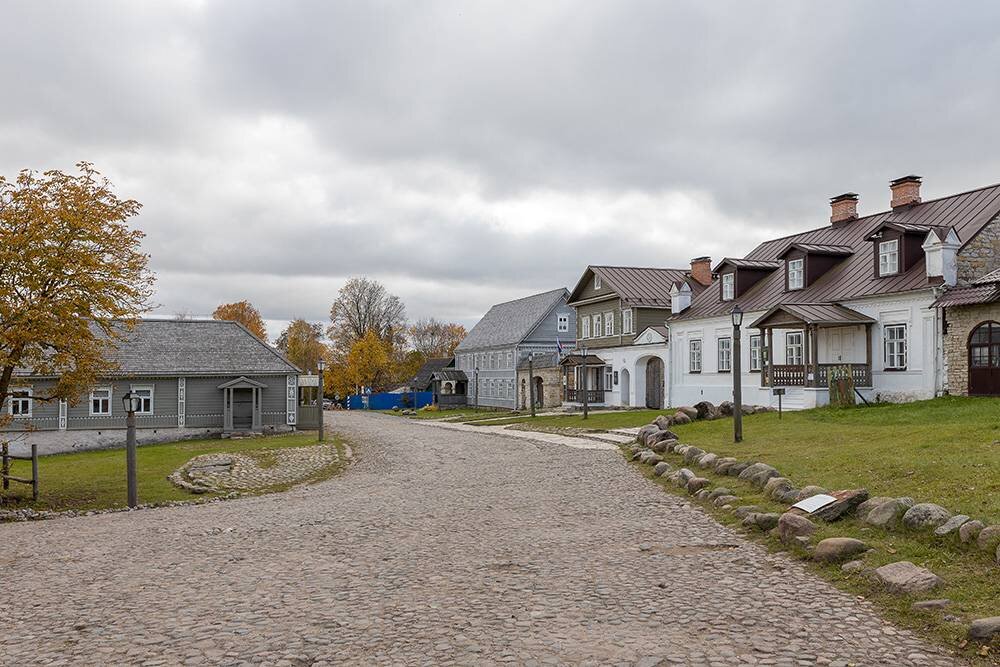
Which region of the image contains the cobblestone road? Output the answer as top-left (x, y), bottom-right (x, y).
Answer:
top-left (1, 412), bottom-right (961, 666)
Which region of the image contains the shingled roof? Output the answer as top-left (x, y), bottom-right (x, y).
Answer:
top-left (675, 182), bottom-right (1000, 321)
top-left (456, 288), bottom-right (569, 351)
top-left (17, 319), bottom-right (300, 377)
top-left (409, 357), bottom-right (454, 391)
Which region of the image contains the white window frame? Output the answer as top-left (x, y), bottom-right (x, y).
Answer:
top-left (90, 386), bottom-right (113, 416)
top-left (718, 337), bottom-right (732, 372)
top-left (788, 258), bottom-right (804, 290)
top-left (581, 315), bottom-right (590, 339)
top-left (622, 308), bottom-right (633, 334)
top-left (506, 351), bottom-right (513, 369)
top-left (604, 311), bottom-right (614, 336)
top-left (604, 366), bottom-right (613, 390)
top-left (557, 313), bottom-right (569, 333)
top-left (131, 385), bottom-right (154, 415)
top-left (689, 339), bottom-right (702, 373)
top-left (879, 239), bottom-right (899, 276)
top-left (884, 324), bottom-right (907, 369)
top-left (721, 273), bottom-right (735, 301)
top-left (9, 387), bottom-right (32, 418)
top-left (593, 313), bottom-right (603, 337)
top-left (785, 331), bottom-right (804, 366)
top-left (749, 334), bottom-right (762, 372)
top-left (594, 274), bottom-right (602, 290)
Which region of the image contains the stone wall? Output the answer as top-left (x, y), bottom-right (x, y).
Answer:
top-left (943, 302), bottom-right (1000, 395)
top-left (8, 423), bottom-right (295, 456)
top-left (515, 365), bottom-right (564, 409)
top-left (957, 215), bottom-right (1000, 285)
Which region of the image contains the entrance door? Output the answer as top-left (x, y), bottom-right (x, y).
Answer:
top-left (829, 329), bottom-right (857, 363)
top-left (533, 377), bottom-right (544, 408)
top-left (620, 369), bottom-right (631, 406)
top-left (232, 388), bottom-right (254, 429)
top-left (969, 321), bottom-right (1000, 395)
top-left (645, 358), bottom-right (664, 409)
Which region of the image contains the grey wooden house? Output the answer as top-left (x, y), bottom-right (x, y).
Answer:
top-left (454, 288), bottom-right (575, 410)
top-left (3, 319), bottom-right (302, 455)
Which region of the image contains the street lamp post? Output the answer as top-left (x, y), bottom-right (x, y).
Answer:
top-left (317, 358), bottom-right (326, 442)
top-left (528, 351), bottom-right (536, 418)
top-left (474, 367), bottom-right (479, 408)
top-left (731, 304), bottom-right (744, 443)
top-left (121, 390), bottom-right (142, 507)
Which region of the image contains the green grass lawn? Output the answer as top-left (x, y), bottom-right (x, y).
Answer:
top-left (668, 396), bottom-right (1000, 522)
top-left (1, 431), bottom-right (345, 513)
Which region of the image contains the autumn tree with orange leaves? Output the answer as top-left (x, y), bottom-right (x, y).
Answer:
top-left (0, 163), bottom-right (154, 422)
top-left (213, 300), bottom-right (268, 342)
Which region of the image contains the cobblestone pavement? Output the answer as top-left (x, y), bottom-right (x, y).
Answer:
top-left (1, 412), bottom-right (962, 666)
top-left (168, 444), bottom-right (341, 493)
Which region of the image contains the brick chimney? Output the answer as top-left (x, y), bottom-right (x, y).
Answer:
top-left (830, 193), bottom-right (859, 224)
top-left (690, 256), bottom-right (712, 286)
top-left (890, 175), bottom-right (922, 208)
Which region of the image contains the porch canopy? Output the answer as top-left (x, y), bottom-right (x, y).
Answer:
top-left (558, 353), bottom-right (606, 367)
top-left (217, 376), bottom-right (268, 432)
top-left (559, 354), bottom-right (608, 403)
top-left (749, 303), bottom-right (875, 389)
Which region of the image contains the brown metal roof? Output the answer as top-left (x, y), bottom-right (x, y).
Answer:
top-left (559, 353), bottom-right (607, 366)
top-left (932, 284), bottom-right (1000, 308)
top-left (713, 257), bottom-right (782, 272)
top-left (779, 243), bottom-right (854, 257)
top-left (749, 303), bottom-right (875, 329)
top-left (973, 268), bottom-right (1000, 285)
top-left (675, 182), bottom-right (1000, 321)
top-left (572, 265), bottom-right (705, 308)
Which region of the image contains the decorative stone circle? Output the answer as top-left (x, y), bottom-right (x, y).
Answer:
top-left (169, 445), bottom-right (340, 494)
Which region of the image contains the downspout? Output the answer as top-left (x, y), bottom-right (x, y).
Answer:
top-left (930, 285), bottom-right (946, 397)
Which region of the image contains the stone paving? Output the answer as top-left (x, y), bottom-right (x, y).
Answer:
top-left (0, 412), bottom-right (962, 666)
top-left (168, 444), bottom-right (341, 493)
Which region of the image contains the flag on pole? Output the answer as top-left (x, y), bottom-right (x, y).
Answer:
top-left (556, 337), bottom-right (563, 356)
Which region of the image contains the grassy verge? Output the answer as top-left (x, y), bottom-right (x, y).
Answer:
top-left (629, 448), bottom-right (1000, 663)
top-left (0, 431), bottom-right (346, 513)
top-left (474, 409), bottom-right (669, 430)
top-left (667, 396), bottom-right (1000, 521)
top-left (380, 408), bottom-right (506, 421)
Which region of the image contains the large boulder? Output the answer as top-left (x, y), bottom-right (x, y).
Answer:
top-left (738, 463), bottom-right (780, 488)
top-left (668, 468), bottom-right (695, 488)
top-left (856, 496), bottom-right (895, 522)
top-left (683, 447), bottom-right (706, 464)
top-left (649, 440), bottom-right (669, 454)
top-left (648, 429), bottom-right (679, 446)
top-left (652, 461), bottom-right (673, 477)
top-left (814, 489), bottom-right (870, 522)
top-left (636, 424), bottom-right (659, 445)
top-left (671, 411), bottom-right (692, 425)
top-left (638, 451), bottom-right (662, 466)
top-left (874, 561), bottom-right (945, 595)
top-left (718, 400), bottom-right (734, 416)
top-left (696, 453), bottom-right (719, 469)
top-left (686, 477), bottom-right (711, 494)
top-left (753, 513), bottom-right (781, 531)
top-left (713, 495), bottom-right (739, 508)
top-left (713, 457), bottom-right (738, 472)
top-left (677, 406), bottom-right (699, 420)
top-left (813, 538), bottom-right (869, 563)
top-left (777, 513), bottom-right (817, 544)
top-left (959, 520), bottom-right (985, 545)
top-left (969, 617), bottom-right (1000, 642)
top-left (902, 503), bottom-right (953, 531)
top-left (864, 497), bottom-right (915, 530)
top-left (654, 415), bottom-right (674, 431)
top-left (733, 505), bottom-right (759, 519)
top-left (775, 488), bottom-right (802, 505)
top-left (933, 514), bottom-right (970, 538)
top-left (976, 525), bottom-right (1000, 552)
top-left (708, 487), bottom-right (733, 500)
top-left (723, 462), bottom-right (750, 477)
top-left (693, 401), bottom-right (719, 420)
top-left (763, 477), bottom-right (794, 501)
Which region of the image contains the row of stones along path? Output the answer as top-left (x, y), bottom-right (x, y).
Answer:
top-left (1, 412), bottom-right (960, 666)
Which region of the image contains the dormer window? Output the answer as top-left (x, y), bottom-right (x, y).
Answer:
top-left (787, 259), bottom-right (804, 290)
top-left (594, 274), bottom-right (602, 290)
top-left (721, 273), bottom-right (734, 301)
top-left (879, 239), bottom-right (899, 276)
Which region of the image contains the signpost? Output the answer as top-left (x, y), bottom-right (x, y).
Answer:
top-left (772, 387), bottom-right (785, 419)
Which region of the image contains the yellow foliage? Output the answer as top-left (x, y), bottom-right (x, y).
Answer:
top-left (212, 300), bottom-right (268, 342)
top-left (0, 163), bottom-right (154, 412)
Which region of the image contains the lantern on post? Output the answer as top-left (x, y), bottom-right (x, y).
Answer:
top-left (317, 358), bottom-right (326, 442)
top-left (730, 304), bottom-right (744, 443)
top-left (121, 390), bottom-right (142, 507)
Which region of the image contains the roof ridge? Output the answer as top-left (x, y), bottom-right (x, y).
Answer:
top-left (592, 265), bottom-right (689, 272)
top-left (487, 287), bottom-right (567, 308)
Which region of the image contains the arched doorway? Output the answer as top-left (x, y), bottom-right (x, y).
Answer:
top-left (620, 368), bottom-right (631, 406)
top-left (969, 321), bottom-right (1000, 395)
top-left (533, 376), bottom-right (544, 407)
top-left (645, 357), bottom-right (664, 409)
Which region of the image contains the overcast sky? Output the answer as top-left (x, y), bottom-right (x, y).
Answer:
top-left (5, 1), bottom-right (1000, 340)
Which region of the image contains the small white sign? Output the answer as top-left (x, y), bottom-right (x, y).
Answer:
top-left (298, 375), bottom-right (320, 387)
top-left (792, 494), bottom-right (838, 513)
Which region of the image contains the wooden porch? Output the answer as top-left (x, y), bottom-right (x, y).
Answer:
top-left (751, 303), bottom-right (876, 389)
top-left (560, 353), bottom-right (611, 403)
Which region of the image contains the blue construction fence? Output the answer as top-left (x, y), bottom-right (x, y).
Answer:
top-left (346, 391), bottom-right (434, 411)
